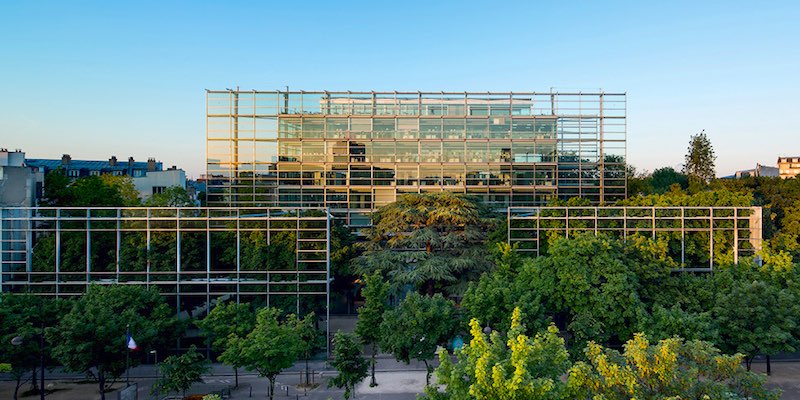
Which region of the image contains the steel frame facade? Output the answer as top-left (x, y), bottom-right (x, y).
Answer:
top-left (0, 207), bottom-right (331, 340)
top-left (206, 90), bottom-right (626, 227)
top-left (508, 206), bottom-right (763, 271)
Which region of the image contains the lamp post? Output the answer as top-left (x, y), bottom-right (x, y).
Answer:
top-left (150, 349), bottom-right (159, 397)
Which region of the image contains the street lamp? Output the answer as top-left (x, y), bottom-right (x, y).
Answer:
top-left (150, 350), bottom-right (159, 396)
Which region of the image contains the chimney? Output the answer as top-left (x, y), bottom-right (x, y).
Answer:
top-left (109, 156), bottom-right (117, 166)
top-left (61, 154), bottom-right (71, 165)
top-left (147, 157), bottom-right (157, 172)
top-left (128, 156), bottom-right (135, 166)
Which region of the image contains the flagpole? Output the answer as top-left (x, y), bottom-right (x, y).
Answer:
top-left (126, 324), bottom-right (130, 387)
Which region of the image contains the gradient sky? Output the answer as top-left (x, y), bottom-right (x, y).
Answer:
top-left (1, 1), bottom-right (798, 178)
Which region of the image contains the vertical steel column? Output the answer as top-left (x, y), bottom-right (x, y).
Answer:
top-left (116, 209), bottom-right (121, 282)
top-left (709, 207), bottom-right (714, 270)
top-left (86, 209), bottom-right (91, 286)
top-left (176, 209), bottom-right (181, 315)
top-left (0, 208), bottom-right (4, 290)
top-left (681, 208), bottom-right (686, 266)
top-left (296, 213), bottom-right (300, 315)
top-left (26, 209), bottom-right (33, 275)
top-left (326, 210), bottom-right (331, 358)
top-left (651, 206), bottom-right (656, 240)
top-left (206, 209), bottom-right (211, 312)
top-left (236, 209), bottom-right (241, 304)
top-left (55, 209), bottom-right (61, 296)
top-left (733, 208), bottom-right (739, 265)
top-left (146, 209), bottom-right (151, 287)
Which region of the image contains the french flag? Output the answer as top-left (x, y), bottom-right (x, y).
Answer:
top-left (127, 334), bottom-right (139, 351)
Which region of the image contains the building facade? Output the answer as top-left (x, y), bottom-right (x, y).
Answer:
top-left (27, 155), bottom-right (162, 178)
top-left (0, 149), bottom-right (44, 207)
top-left (207, 90), bottom-right (626, 226)
top-left (778, 156), bottom-right (800, 179)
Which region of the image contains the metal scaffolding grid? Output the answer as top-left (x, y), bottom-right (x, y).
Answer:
top-left (507, 206), bottom-right (763, 271)
top-left (0, 207), bottom-right (331, 341)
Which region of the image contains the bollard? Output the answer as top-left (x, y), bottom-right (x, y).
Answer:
top-left (286, 385), bottom-right (289, 396)
top-left (249, 385), bottom-right (252, 398)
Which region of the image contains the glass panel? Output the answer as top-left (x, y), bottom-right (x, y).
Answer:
top-left (512, 143), bottom-right (536, 162)
top-left (302, 118), bottom-right (323, 138)
top-left (372, 119), bottom-right (395, 139)
top-left (396, 166), bottom-right (418, 185)
top-left (511, 118), bottom-right (535, 139)
top-left (396, 142), bottom-right (418, 162)
top-left (466, 142), bottom-right (487, 162)
top-left (420, 119), bottom-right (442, 139)
top-left (466, 119), bottom-right (488, 139)
top-left (397, 118), bottom-right (419, 138)
top-left (279, 117), bottom-right (301, 138)
top-left (488, 142), bottom-right (512, 163)
top-left (420, 142), bottom-right (441, 163)
top-left (279, 143), bottom-right (301, 162)
top-left (443, 119), bottom-right (464, 139)
top-left (420, 165), bottom-right (441, 185)
top-left (350, 119), bottom-right (371, 139)
top-left (373, 142), bottom-right (396, 163)
top-left (490, 116), bottom-right (510, 139)
top-left (302, 142), bottom-right (324, 162)
top-left (326, 118), bottom-right (348, 139)
top-left (442, 142), bottom-right (464, 163)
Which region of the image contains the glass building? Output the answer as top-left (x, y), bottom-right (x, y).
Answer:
top-left (207, 91), bottom-right (626, 227)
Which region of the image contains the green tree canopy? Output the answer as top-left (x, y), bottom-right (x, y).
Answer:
top-left (145, 186), bottom-right (194, 207)
top-left (355, 192), bottom-right (496, 295)
top-left (196, 301), bottom-right (256, 387)
top-left (567, 333), bottom-right (779, 399)
top-left (328, 332), bottom-right (369, 400)
top-left (47, 285), bottom-right (181, 400)
top-left (152, 345), bottom-right (210, 398)
top-left (379, 292), bottom-right (459, 384)
top-left (354, 271), bottom-right (390, 387)
top-left (432, 308), bottom-right (570, 400)
top-left (221, 307), bottom-right (302, 400)
top-left (683, 130), bottom-right (717, 183)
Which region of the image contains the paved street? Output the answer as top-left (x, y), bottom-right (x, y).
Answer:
top-left (2, 357), bottom-right (799, 399)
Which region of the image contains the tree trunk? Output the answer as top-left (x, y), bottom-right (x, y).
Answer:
top-left (30, 368), bottom-right (38, 392)
top-left (13, 374), bottom-right (22, 400)
top-left (98, 370), bottom-right (106, 400)
top-left (305, 356), bottom-right (310, 386)
top-left (745, 356), bottom-right (752, 371)
top-left (370, 343), bottom-right (377, 387)
top-left (268, 375), bottom-right (276, 400)
top-left (767, 355), bottom-right (771, 376)
top-left (423, 359), bottom-right (431, 386)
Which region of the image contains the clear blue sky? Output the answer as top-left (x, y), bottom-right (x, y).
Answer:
top-left (1, 1), bottom-right (798, 178)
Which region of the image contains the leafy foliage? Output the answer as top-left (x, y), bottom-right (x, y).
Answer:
top-left (152, 345), bottom-right (210, 397)
top-left (221, 307), bottom-right (302, 400)
top-left (328, 332), bottom-right (369, 400)
top-left (379, 292), bottom-right (459, 384)
top-left (566, 333), bottom-right (780, 399)
top-left (354, 271), bottom-right (390, 386)
top-left (145, 186), bottom-right (195, 207)
top-left (683, 130), bottom-right (716, 183)
top-left (433, 308), bottom-right (570, 400)
top-left (355, 192), bottom-right (496, 295)
top-left (48, 284), bottom-right (180, 400)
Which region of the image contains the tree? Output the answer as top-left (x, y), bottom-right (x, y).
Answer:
top-left (714, 269), bottom-right (800, 373)
top-left (462, 243), bottom-right (547, 335)
top-left (432, 308), bottom-right (570, 400)
top-left (354, 271), bottom-right (390, 387)
top-left (221, 307), bottom-right (302, 400)
top-left (48, 285), bottom-right (181, 400)
top-left (145, 186), bottom-right (195, 207)
top-left (152, 345), bottom-right (210, 398)
top-left (196, 302), bottom-right (256, 387)
top-left (41, 170), bottom-right (128, 207)
top-left (0, 294), bottom-right (67, 400)
top-left (379, 292), bottom-right (459, 385)
top-left (295, 312), bottom-right (325, 387)
top-left (683, 130), bottom-right (716, 183)
top-left (566, 333), bottom-right (780, 399)
top-left (100, 175), bottom-right (141, 205)
top-left (328, 332), bottom-right (369, 400)
top-left (523, 234), bottom-right (647, 347)
top-left (640, 304), bottom-right (718, 343)
top-left (355, 192), bottom-right (496, 295)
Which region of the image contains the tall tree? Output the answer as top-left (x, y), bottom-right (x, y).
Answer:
top-left (355, 192), bottom-right (496, 295)
top-left (328, 332), bottom-right (369, 400)
top-left (48, 285), bottom-right (181, 400)
top-left (145, 186), bottom-right (195, 207)
top-left (196, 302), bottom-right (256, 387)
top-left (221, 307), bottom-right (302, 400)
top-left (152, 345), bottom-right (210, 398)
top-left (295, 312), bottom-right (325, 387)
top-left (683, 130), bottom-right (716, 183)
top-left (379, 292), bottom-right (459, 385)
top-left (354, 271), bottom-right (390, 387)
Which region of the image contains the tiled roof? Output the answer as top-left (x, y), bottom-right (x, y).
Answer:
top-left (26, 159), bottom-right (162, 172)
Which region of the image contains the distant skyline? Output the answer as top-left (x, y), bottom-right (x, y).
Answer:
top-left (1, 1), bottom-right (798, 178)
